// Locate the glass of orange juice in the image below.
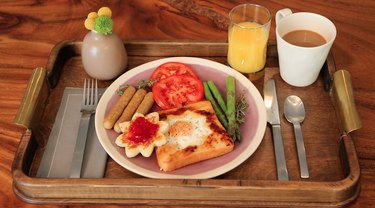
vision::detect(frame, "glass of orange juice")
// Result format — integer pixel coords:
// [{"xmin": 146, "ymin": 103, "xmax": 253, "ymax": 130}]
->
[{"xmin": 228, "ymin": 4, "xmax": 271, "ymax": 81}]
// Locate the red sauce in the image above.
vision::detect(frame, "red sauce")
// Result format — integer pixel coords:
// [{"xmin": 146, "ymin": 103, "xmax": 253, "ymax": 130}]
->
[{"xmin": 126, "ymin": 117, "xmax": 159, "ymax": 145}]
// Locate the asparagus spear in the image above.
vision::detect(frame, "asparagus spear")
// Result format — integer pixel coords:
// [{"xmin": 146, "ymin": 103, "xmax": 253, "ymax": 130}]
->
[
  {"xmin": 205, "ymin": 77, "xmax": 249, "ymax": 142},
  {"xmin": 203, "ymin": 82, "xmax": 228, "ymax": 127},
  {"xmin": 226, "ymin": 76, "xmax": 236, "ymax": 137},
  {"xmin": 207, "ymin": 81, "xmax": 227, "ymax": 113}
]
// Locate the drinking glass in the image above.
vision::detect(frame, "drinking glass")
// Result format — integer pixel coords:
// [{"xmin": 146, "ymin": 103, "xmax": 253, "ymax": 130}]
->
[{"xmin": 227, "ymin": 4, "xmax": 271, "ymax": 81}]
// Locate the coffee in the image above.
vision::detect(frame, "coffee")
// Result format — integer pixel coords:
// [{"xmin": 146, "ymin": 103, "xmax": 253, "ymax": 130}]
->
[{"xmin": 283, "ymin": 30, "xmax": 326, "ymax": 47}]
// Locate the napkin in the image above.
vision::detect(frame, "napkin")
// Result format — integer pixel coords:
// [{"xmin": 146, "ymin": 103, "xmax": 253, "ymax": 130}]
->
[{"xmin": 36, "ymin": 87, "xmax": 107, "ymax": 178}]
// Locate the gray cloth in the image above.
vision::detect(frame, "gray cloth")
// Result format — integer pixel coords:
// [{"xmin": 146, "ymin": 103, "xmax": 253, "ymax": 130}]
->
[{"xmin": 37, "ymin": 87, "xmax": 107, "ymax": 178}]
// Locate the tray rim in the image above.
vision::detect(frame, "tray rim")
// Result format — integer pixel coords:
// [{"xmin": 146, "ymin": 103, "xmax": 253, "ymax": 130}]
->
[
  {"xmin": 12, "ymin": 39, "xmax": 361, "ymax": 207},
  {"xmin": 13, "ymin": 131, "xmax": 360, "ymax": 206}
]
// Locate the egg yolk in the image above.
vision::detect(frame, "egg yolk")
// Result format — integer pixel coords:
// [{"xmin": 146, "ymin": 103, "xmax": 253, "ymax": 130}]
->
[{"xmin": 169, "ymin": 121, "xmax": 193, "ymax": 137}]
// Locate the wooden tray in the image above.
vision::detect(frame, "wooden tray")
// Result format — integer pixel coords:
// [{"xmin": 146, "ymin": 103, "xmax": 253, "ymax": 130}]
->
[{"xmin": 12, "ymin": 40, "xmax": 360, "ymax": 207}]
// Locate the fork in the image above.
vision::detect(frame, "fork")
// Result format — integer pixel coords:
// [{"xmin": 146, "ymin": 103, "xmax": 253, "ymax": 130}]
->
[{"xmin": 70, "ymin": 79, "xmax": 98, "ymax": 178}]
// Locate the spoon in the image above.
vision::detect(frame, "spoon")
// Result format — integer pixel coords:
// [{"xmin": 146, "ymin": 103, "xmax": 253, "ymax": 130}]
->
[{"xmin": 284, "ymin": 95, "xmax": 309, "ymax": 179}]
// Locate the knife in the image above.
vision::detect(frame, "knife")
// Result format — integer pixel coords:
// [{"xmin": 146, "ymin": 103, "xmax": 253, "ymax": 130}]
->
[{"xmin": 264, "ymin": 79, "xmax": 289, "ymax": 181}]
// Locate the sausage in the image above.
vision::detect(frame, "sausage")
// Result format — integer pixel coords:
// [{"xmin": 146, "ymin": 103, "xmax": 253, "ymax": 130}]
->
[
  {"xmin": 114, "ymin": 88, "xmax": 147, "ymax": 133},
  {"xmin": 135, "ymin": 92, "xmax": 154, "ymax": 115},
  {"xmin": 103, "ymin": 86, "xmax": 136, "ymax": 129}
]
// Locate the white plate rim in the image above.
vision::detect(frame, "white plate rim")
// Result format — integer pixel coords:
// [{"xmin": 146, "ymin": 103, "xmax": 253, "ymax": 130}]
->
[{"xmin": 95, "ymin": 57, "xmax": 267, "ymax": 179}]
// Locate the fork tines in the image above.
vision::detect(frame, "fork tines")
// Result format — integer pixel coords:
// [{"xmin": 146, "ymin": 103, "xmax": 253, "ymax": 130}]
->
[{"xmin": 82, "ymin": 79, "xmax": 98, "ymax": 111}]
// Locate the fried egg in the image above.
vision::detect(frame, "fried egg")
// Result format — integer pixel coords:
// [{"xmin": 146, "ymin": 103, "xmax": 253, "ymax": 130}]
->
[
  {"xmin": 156, "ymin": 100, "xmax": 234, "ymax": 172},
  {"xmin": 115, "ymin": 112, "xmax": 169, "ymax": 157},
  {"xmin": 164, "ymin": 110, "xmax": 212, "ymax": 149}
]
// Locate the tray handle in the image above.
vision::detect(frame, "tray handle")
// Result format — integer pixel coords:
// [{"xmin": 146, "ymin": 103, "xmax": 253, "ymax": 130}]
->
[
  {"xmin": 14, "ymin": 67, "xmax": 49, "ymax": 129},
  {"xmin": 332, "ymin": 70, "xmax": 362, "ymax": 134}
]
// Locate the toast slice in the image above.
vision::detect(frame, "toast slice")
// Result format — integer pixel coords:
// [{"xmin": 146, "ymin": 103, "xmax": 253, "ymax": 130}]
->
[{"xmin": 156, "ymin": 100, "xmax": 234, "ymax": 171}]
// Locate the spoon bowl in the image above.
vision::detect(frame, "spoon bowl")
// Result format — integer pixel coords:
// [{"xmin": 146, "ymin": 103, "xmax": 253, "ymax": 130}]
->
[
  {"xmin": 284, "ymin": 95, "xmax": 305, "ymax": 124},
  {"xmin": 284, "ymin": 95, "xmax": 309, "ymax": 179}
]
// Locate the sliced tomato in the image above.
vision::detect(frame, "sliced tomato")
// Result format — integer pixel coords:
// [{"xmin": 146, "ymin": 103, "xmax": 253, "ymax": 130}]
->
[
  {"xmin": 152, "ymin": 75, "xmax": 204, "ymax": 109},
  {"xmin": 150, "ymin": 62, "xmax": 198, "ymax": 81}
]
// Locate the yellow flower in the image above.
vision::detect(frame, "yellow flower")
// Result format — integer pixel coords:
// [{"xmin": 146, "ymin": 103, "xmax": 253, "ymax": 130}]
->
[
  {"xmin": 84, "ymin": 7, "xmax": 113, "ymax": 34},
  {"xmin": 98, "ymin": 7, "xmax": 112, "ymax": 17},
  {"xmin": 87, "ymin": 12, "xmax": 98, "ymax": 19},
  {"xmin": 84, "ymin": 18, "xmax": 95, "ymax": 30}
]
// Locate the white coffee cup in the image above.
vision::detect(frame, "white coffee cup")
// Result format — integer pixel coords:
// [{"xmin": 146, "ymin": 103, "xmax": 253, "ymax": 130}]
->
[{"xmin": 276, "ymin": 8, "xmax": 337, "ymax": 87}]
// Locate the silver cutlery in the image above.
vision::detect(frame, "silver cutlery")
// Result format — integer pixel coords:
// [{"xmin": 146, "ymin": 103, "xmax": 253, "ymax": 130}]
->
[
  {"xmin": 264, "ymin": 79, "xmax": 289, "ymax": 181},
  {"xmin": 70, "ymin": 79, "xmax": 98, "ymax": 178},
  {"xmin": 284, "ymin": 95, "xmax": 309, "ymax": 178}
]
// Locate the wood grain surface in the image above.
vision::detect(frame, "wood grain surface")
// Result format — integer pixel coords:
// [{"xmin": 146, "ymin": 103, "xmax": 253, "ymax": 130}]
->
[{"xmin": 1, "ymin": 0, "xmax": 374, "ymax": 207}]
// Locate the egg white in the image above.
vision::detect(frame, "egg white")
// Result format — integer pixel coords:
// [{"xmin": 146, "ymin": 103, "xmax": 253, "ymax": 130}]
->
[{"xmin": 165, "ymin": 111, "xmax": 212, "ymax": 149}]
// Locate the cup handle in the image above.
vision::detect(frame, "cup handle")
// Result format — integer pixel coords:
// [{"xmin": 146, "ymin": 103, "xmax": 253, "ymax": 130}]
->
[{"xmin": 276, "ymin": 8, "xmax": 293, "ymax": 26}]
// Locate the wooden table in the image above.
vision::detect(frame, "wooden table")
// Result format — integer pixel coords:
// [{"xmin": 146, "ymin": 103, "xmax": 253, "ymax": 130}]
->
[{"xmin": 1, "ymin": 1, "xmax": 374, "ymax": 207}]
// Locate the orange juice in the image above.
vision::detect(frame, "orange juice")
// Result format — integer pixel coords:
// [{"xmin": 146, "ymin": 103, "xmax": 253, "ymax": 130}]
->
[{"xmin": 227, "ymin": 21, "xmax": 269, "ymax": 73}]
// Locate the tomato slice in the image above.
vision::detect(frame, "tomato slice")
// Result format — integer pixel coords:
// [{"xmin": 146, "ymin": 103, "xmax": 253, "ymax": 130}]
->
[
  {"xmin": 150, "ymin": 62, "xmax": 198, "ymax": 81},
  {"xmin": 152, "ymin": 75, "xmax": 204, "ymax": 109}
]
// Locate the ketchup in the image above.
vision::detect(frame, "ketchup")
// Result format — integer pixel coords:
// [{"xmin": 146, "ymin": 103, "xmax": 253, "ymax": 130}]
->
[{"xmin": 126, "ymin": 117, "xmax": 159, "ymax": 145}]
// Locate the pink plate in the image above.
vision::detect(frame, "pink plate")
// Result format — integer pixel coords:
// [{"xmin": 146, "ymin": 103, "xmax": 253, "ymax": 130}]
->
[{"xmin": 95, "ymin": 57, "xmax": 266, "ymax": 179}]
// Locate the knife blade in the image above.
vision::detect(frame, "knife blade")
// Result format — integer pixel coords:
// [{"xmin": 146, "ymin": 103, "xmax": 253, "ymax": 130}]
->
[{"xmin": 264, "ymin": 79, "xmax": 289, "ymax": 181}]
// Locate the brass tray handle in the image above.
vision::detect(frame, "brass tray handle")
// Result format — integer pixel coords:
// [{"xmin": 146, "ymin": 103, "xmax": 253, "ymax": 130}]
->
[
  {"xmin": 332, "ymin": 70, "xmax": 362, "ymax": 134},
  {"xmin": 14, "ymin": 67, "xmax": 48, "ymax": 128}
]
